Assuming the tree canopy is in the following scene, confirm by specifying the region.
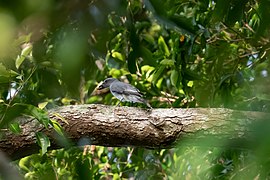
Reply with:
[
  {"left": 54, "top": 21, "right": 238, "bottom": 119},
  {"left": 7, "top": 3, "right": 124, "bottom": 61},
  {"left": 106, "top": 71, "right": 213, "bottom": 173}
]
[{"left": 0, "top": 0, "right": 270, "bottom": 179}]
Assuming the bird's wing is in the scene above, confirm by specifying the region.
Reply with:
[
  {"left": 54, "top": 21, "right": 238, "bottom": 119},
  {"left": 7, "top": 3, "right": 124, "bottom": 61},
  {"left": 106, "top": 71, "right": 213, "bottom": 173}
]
[
  {"left": 122, "top": 83, "right": 143, "bottom": 97},
  {"left": 110, "top": 81, "right": 143, "bottom": 97},
  {"left": 110, "top": 81, "right": 151, "bottom": 107}
]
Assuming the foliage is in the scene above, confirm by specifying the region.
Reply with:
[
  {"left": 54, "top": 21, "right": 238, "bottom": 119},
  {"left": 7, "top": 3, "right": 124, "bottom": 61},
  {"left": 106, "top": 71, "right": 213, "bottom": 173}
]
[{"left": 0, "top": 0, "right": 270, "bottom": 179}]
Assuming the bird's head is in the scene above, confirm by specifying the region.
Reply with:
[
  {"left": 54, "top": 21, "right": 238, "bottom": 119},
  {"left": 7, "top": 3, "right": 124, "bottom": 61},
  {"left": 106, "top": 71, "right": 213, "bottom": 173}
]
[{"left": 97, "top": 78, "right": 117, "bottom": 90}]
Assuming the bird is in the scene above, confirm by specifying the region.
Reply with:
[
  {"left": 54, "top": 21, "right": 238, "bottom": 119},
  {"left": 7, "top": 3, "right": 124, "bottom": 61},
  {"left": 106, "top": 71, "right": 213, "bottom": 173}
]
[{"left": 97, "top": 78, "right": 152, "bottom": 108}]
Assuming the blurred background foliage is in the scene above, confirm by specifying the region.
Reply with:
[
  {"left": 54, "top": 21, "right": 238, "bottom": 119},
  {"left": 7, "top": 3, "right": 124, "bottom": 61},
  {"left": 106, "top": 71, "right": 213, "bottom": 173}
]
[{"left": 0, "top": 0, "right": 270, "bottom": 179}]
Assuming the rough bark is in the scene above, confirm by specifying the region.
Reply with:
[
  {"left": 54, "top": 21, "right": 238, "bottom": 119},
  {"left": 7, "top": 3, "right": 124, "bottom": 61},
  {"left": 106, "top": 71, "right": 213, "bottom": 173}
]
[{"left": 0, "top": 104, "right": 268, "bottom": 159}]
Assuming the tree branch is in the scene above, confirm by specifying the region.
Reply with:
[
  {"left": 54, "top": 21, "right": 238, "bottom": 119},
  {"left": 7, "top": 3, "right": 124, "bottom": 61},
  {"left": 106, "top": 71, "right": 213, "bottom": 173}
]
[{"left": 0, "top": 104, "right": 267, "bottom": 160}]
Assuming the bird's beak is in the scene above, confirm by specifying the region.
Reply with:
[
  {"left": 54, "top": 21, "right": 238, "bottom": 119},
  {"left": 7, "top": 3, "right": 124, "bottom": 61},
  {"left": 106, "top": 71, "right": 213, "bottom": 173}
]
[{"left": 91, "top": 82, "right": 109, "bottom": 96}]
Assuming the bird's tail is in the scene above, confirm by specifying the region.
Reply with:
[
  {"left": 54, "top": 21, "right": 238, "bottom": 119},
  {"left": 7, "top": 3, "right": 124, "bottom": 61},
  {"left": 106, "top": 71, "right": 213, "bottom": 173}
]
[
  {"left": 145, "top": 102, "right": 152, "bottom": 109},
  {"left": 134, "top": 96, "right": 152, "bottom": 109},
  {"left": 141, "top": 99, "right": 152, "bottom": 109}
]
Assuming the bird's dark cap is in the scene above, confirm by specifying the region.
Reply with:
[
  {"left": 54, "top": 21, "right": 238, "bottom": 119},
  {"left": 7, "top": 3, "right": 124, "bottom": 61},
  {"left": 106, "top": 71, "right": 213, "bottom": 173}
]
[{"left": 97, "top": 78, "right": 117, "bottom": 90}]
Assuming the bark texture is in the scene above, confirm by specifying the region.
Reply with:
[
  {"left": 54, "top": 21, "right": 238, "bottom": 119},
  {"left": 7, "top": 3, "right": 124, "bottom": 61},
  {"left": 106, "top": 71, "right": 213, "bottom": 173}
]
[{"left": 0, "top": 104, "right": 268, "bottom": 159}]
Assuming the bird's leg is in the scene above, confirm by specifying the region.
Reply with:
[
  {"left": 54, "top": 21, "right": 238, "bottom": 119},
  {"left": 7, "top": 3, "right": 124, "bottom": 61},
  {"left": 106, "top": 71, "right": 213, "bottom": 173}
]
[
  {"left": 116, "top": 97, "right": 124, "bottom": 107},
  {"left": 116, "top": 101, "right": 121, "bottom": 107},
  {"left": 113, "top": 99, "right": 122, "bottom": 114}
]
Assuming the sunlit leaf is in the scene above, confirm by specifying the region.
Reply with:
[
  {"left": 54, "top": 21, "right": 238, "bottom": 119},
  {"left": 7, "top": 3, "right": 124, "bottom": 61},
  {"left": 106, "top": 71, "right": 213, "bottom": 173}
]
[
  {"left": 50, "top": 120, "right": 64, "bottom": 137},
  {"left": 179, "top": 89, "right": 185, "bottom": 95},
  {"left": 18, "top": 156, "right": 31, "bottom": 172},
  {"left": 38, "top": 102, "right": 48, "bottom": 109},
  {"left": 187, "top": 81, "right": 193, "bottom": 87},
  {"left": 158, "top": 36, "right": 170, "bottom": 57},
  {"left": 160, "top": 59, "right": 174, "bottom": 66},
  {"left": 112, "top": 51, "right": 124, "bottom": 61},
  {"left": 16, "top": 44, "right": 32, "bottom": 69}
]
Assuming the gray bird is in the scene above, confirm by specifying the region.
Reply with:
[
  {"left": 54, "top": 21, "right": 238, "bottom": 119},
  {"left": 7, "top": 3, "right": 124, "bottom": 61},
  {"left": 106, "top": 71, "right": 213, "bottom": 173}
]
[{"left": 98, "top": 78, "right": 152, "bottom": 108}]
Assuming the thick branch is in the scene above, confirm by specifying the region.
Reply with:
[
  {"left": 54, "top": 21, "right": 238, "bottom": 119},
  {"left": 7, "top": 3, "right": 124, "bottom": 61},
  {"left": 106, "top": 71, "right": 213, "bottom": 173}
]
[{"left": 0, "top": 104, "right": 267, "bottom": 159}]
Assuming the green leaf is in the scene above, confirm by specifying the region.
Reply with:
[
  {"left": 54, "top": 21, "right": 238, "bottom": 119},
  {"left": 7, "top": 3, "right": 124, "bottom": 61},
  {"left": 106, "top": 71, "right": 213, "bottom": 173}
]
[
  {"left": 226, "top": 0, "right": 247, "bottom": 26},
  {"left": 152, "top": 66, "right": 165, "bottom": 85},
  {"left": 111, "top": 51, "right": 124, "bottom": 61},
  {"left": 50, "top": 120, "right": 65, "bottom": 137},
  {"left": 36, "top": 132, "right": 50, "bottom": 155},
  {"left": 127, "top": 51, "right": 137, "bottom": 74},
  {"left": 160, "top": 59, "right": 174, "bottom": 66},
  {"left": 22, "top": 44, "right": 33, "bottom": 57},
  {"left": 211, "top": 0, "right": 230, "bottom": 23},
  {"left": 158, "top": 36, "right": 170, "bottom": 57},
  {"left": 0, "top": 64, "right": 18, "bottom": 76},
  {"left": 16, "top": 44, "right": 32, "bottom": 69},
  {"left": 115, "top": 148, "right": 126, "bottom": 158},
  {"left": 38, "top": 101, "right": 48, "bottom": 109},
  {"left": 183, "top": 69, "right": 201, "bottom": 80},
  {"left": 187, "top": 81, "right": 193, "bottom": 87},
  {"left": 9, "top": 122, "right": 21, "bottom": 134},
  {"left": 142, "top": 34, "right": 155, "bottom": 45},
  {"left": 18, "top": 156, "right": 31, "bottom": 172},
  {"left": 15, "top": 56, "right": 25, "bottom": 70},
  {"left": 169, "top": 14, "right": 197, "bottom": 35},
  {"left": 170, "top": 70, "right": 178, "bottom": 87},
  {"left": 25, "top": 105, "right": 50, "bottom": 128},
  {"left": 113, "top": 174, "right": 120, "bottom": 179},
  {"left": 140, "top": 46, "right": 156, "bottom": 66},
  {"left": 218, "top": 74, "right": 234, "bottom": 89},
  {"left": 0, "top": 103, "right": 26, "bottom": 128}
]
